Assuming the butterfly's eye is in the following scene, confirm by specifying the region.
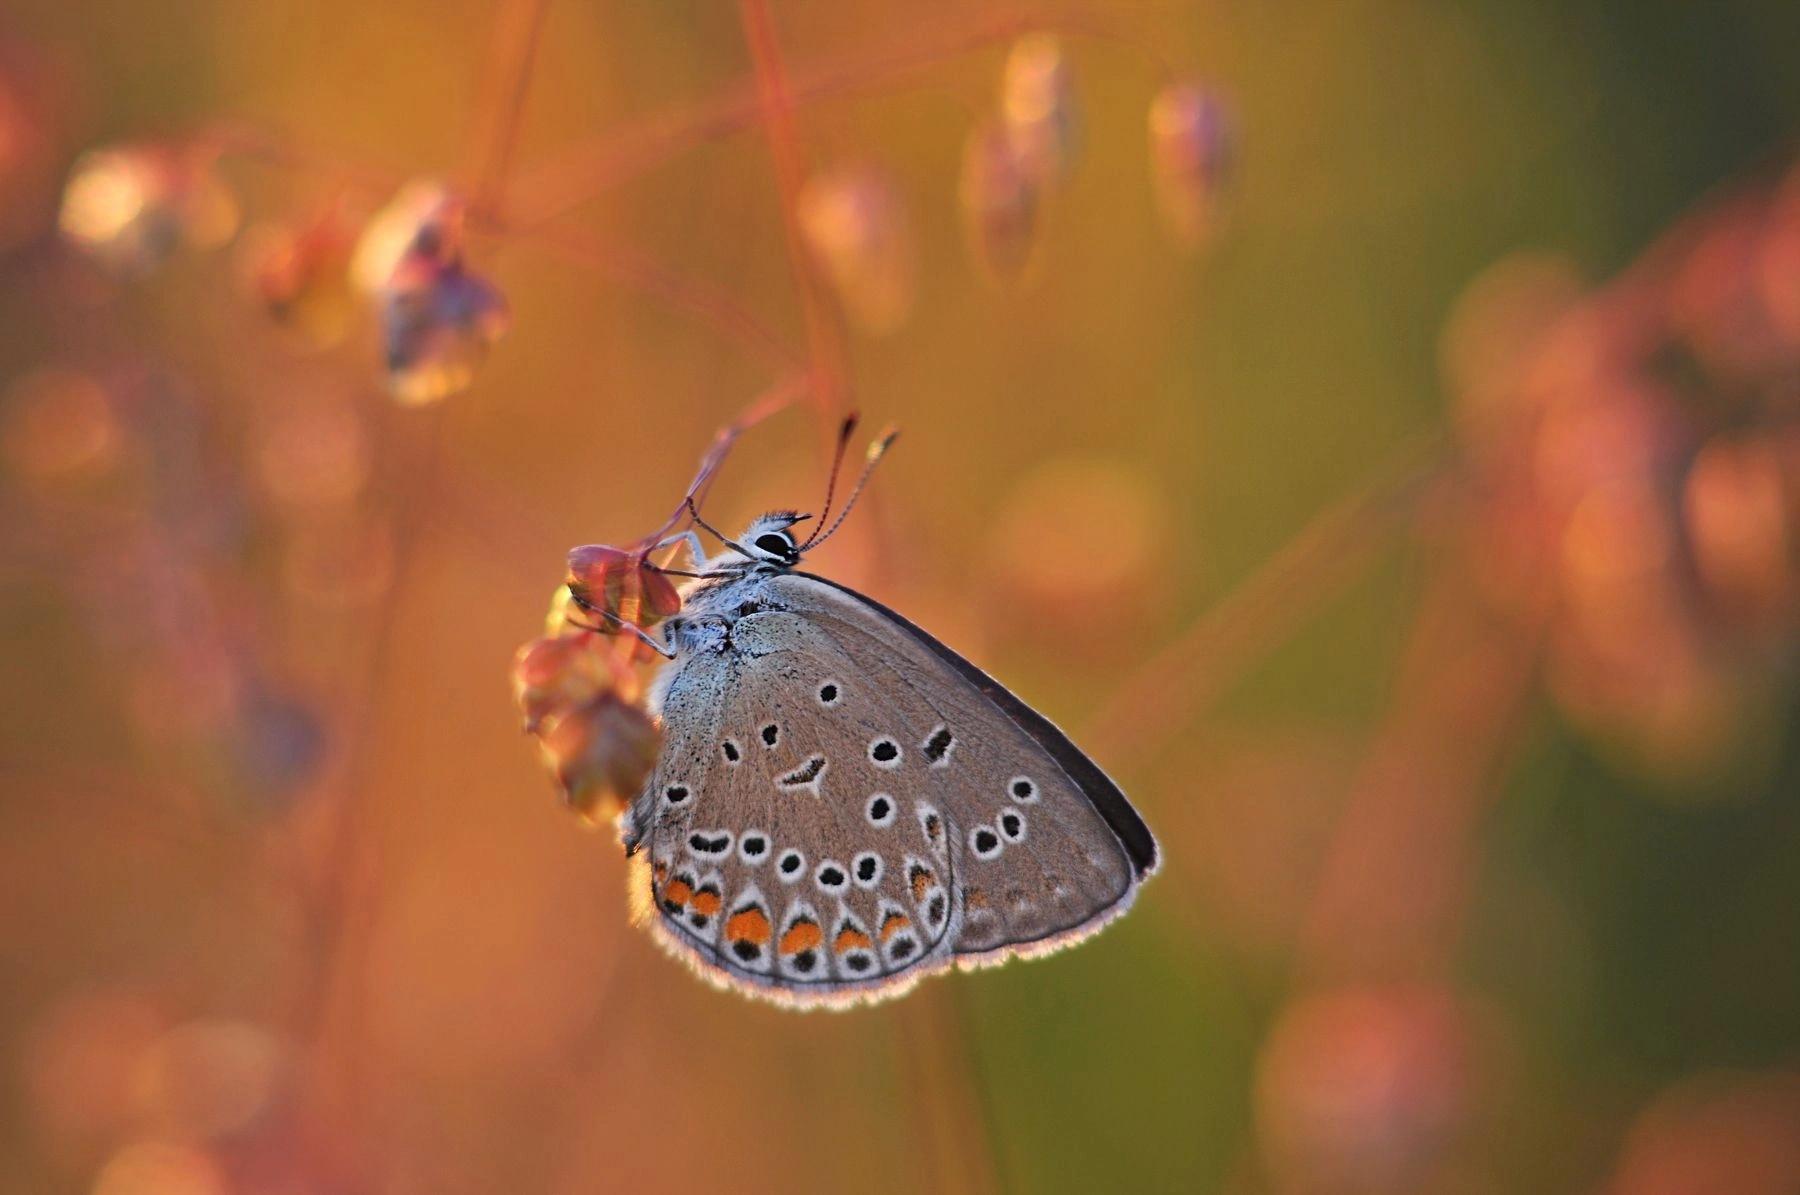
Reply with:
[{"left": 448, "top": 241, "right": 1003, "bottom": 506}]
[{"left": 753, "top": 531, "right": 796, "bottom": 561}]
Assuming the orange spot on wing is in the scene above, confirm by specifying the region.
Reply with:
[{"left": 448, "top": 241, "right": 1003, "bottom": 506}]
[
  {"left": 726, "top": 907, "right": 772, "bottom": 945},
  {"left": 779, "top": 921, "right": 822, "bottom": 954},
  {"left": 910, "top": 866, "right": 935, "bottom": 902},
  {"left": 880, "top": 912, "right": 912, "bottom": 942},
  {"left": 690, "top": 888, "right": 721, "bottom": 916},
  {"left": 834, "top": 928, "right": 873, "bottom": 954},
  {"left": 663, "top": 879, "right": 692, "bottom": 907}
]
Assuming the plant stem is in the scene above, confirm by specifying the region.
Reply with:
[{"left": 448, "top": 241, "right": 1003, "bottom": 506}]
[
  {"left": 737, "top": 0, "right": 848, "bottom": 422},
  {"left": 469, "top": 0, "right": 554, "bottom": 223},
  {"left": 1085, "top": 434, "right": 1447, "bottom": 764},
  {"left": 507, "top": 6, "right": 1072, "bottom": 228},
  {"left": 506, "top": 223, "right": 804, "bottom": 373}
]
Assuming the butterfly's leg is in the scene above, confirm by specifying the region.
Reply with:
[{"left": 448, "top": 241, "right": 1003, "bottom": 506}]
[
  {"left": 607, "top": 613, "right": 677, "bottom": 659},
  {"left": 648, "top": 531, "right": 706, "bottom": 569},
  {"left": 563, "top": 598, "right": 678, "bottom": 659}
]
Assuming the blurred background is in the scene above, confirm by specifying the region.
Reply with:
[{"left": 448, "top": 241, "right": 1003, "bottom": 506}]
[{"left": 3, "top": 1, "right": 1800, "bottom": 1192}]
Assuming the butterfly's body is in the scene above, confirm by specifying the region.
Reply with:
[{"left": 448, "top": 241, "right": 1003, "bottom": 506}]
[{"left": 618, "top": 513, "right": 1157, "bottom": 1009}]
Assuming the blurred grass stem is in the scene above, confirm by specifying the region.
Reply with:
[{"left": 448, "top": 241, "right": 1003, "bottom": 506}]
[{"left": 1087, "top": 434, "right": 1449, "bottom": 764}]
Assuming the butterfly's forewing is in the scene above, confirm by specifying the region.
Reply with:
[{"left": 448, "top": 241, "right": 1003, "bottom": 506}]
[
  {"left": 634, "top": 570, "right": 1155, "bottom": 1008},
  {"left": 775, "top": 574, "right": 1156, "bottom": 960}
]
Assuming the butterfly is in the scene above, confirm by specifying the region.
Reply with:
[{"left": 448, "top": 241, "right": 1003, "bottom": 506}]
[{"left": 600, "top": 420, "right": 1158, "bottom": 1008}]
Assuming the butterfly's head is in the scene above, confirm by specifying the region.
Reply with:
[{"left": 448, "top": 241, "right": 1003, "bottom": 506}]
[{"left": 737, "top": 510, "right": 811, "bottom": 567}]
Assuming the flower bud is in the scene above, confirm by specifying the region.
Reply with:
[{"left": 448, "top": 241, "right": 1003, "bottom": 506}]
[
  {"left": 536, "top": 690, "right": 660, "bottom": 825},
  {"left": 999, "top": 33, "right": 1079, "bottom": 185},
  {"left": 565, "top": 544, "right": 682, "bottom": 630},
  {"left": 350, "top": 180, "right": 464, "bottom": 296},
  {"left": 354, "top": 180, "right": 506, "bottom": 404},
  {"left": 1683, "top": 434, "right": 1796, "bottom": 634},
  {"left": 2, "top": 367, "right": 122, "bottom": 485},
  {"left": 1149, "top": 81, "right": 1234, "bottom": 250},
  {"left": 511, "top": 634, "right": 613, "bottom": 735},
  {"left": 241, "top": 210, "right": 356, "bottom": 347},
  {"left": 960, "top": 119, "right": 1042, "bottom": 284},
  {"left": 378, "top": 260, "right": 509, "bottom": 406},
  {"left": 59, "top": 143, "right": 237, "bottom": 273},
  {"left": 797, "top": 164, "right": 916, "bottom": 334}
]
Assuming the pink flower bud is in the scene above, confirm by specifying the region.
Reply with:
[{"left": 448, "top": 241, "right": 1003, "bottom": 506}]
[
  {"left": 511, "top": 634, "right": 613, "bottom": 735},
  {"left": 798, "top": 164, "right": 917, "bottom": 334},
  {"left": 352, "top": 181, "right": 507, "bottom": 404},
  {"left": 59, "top": 143, "right": 237, "bottom": 273},
  {"left": 1257, "top": 986, "right": 1482, "bottom": 1192},
  {"left": 1683, "top": 434, "right": 1796, "bottom": 634},
  {"left": 378, "top": 260, "right": 509, "bottom": 406},
  {"left": 1148, "top": 81, "right": 1234, "bottom": 250},
  {"left": 999, "top": 33, "right": 1079, "bottom": 185},
  {"left": 565, "top": 544, "right": 683, "bottom": 631},
  {"left": 240, "top": 209, "right": 357, "bottom": 348},
  {"left": 960, "top": 119, "right": 1041, "bottom": 284},
  {"left": 350, "top": 180, "right": 464, "bottom": 296},
  {"left": 536, "top": 690, "right": 660, "bottom": 824}
]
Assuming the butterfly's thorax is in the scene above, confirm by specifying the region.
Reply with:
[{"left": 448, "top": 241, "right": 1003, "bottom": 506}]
[
  {"left": 677, "top": 565, "right": 783, "bottom": 620},
  {"left": 644, "top": 565, "right": 788, "bottom": 716},
  {"left": 666, "top": 567, "right": 789, "bottom": 649}
]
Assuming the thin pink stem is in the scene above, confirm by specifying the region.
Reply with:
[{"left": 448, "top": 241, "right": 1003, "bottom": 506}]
[
  {"left": 1085, "top": 435, "right": 1448, "bottom": 764},
  {"left": 503, "top": 223, "right": 803, "bottom": 372},
  {"left": 467, "top": 0, "right": 554, "bottom": 222},
  {"left": 506, "top": 6, "right": 1160, "bottom": 229},
  {"left": 737, "top": 0, "right": 848, "bottom": 422},
  {"left": 194, "top": 119, "right": 409, "bottom": 198}
]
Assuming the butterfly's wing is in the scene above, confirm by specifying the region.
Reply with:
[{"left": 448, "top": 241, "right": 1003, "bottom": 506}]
[
  {"left": 772, "top": 573, "right": 1156, "bottom": 963},
  {"left": 637, "top": 607, "right": 961, "bottom": 1007},
  {"left": 632, "top": 571, "right": 1156, "bottom": 1008}
]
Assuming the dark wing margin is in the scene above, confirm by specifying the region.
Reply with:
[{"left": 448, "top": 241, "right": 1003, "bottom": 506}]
[{"left": 795, "top": 572, "right": 1159, "bottom": 878}]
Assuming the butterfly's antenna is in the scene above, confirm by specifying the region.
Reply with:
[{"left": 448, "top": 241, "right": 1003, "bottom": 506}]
[
  {"left": 685, "top": 495, "right": 755, "bottom": 559},
  {"left": 799, "top": 414, "right": 860, "bottom": 550},
  {"left": 803, "top": 425, "right": 900, "bottom": 552}
]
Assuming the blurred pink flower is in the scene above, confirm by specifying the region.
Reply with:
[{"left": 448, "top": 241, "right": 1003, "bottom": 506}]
[
  {"left": 1256, "top": 985, "right": 1484, "bottom": 1194},
  {"left": 1149, "top": 81, "right": 1234, "bottom": 250},
  {"left": 58, "top": 142, "right": 236, "bottom": 273},
  {"left": 1605, "top": 1072, "right": 1800, "bottom": 1195},
  {"left": 797, "top": 163, "right": 917, "bottom": 334},
  {"left": 999, "top": 33, "right": 1079, "bottom": 186},
  {"left": 960, "top": 118, "right": 1042, "bottom": 284}
]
